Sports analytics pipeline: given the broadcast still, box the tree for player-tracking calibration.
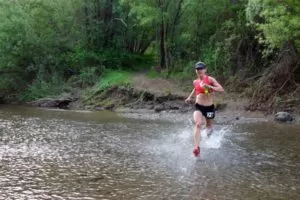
[246,0,300,53]
[121,0,186,69]
[0,0,82,93]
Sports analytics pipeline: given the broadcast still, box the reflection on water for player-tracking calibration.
[0,105,299,200]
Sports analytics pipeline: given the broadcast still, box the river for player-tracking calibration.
[0,105,299,200]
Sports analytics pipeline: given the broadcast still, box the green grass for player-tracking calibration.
[92,70,132,92]
[83,70,133,105]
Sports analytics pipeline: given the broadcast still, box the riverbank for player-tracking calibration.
[114,94,272,124]
[24,74,299,124]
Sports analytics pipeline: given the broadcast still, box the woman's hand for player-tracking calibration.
[185,97,191,104]
[200,81,212,89]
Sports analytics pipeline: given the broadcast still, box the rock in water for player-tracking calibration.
[27,96,77,109]
[275,112,293,122]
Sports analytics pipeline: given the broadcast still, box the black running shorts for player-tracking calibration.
[194,103,215,119]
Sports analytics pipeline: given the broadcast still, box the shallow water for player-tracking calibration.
[0,105,299,200]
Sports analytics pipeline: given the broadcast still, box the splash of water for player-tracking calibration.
[201,126,230,149]
[144,124,233,176]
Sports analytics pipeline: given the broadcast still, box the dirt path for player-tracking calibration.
[128,74,269,122]
[132,74,247,112]
[132,74,188,97]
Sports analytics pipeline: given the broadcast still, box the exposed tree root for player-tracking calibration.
[246,46,300,113]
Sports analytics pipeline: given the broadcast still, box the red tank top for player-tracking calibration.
[194,75,213,95]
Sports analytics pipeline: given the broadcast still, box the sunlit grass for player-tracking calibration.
[92,70,132,91]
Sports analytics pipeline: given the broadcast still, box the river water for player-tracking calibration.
[0,105,299,200]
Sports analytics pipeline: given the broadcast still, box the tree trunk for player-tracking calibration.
[165,22,169,70]
[140,35,156,54]
[160,17,166,69]
[103,0,114,47]
[94,0,102,49]
[84,0,91,48]
[170,0,183,44]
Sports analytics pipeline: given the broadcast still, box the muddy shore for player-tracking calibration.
[26,90,299,125]
[25,74,299,124]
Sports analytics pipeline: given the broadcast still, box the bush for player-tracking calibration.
[21,74,69,101]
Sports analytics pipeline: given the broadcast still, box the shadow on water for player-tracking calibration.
[0,105,128,123]
[0,105,299,200]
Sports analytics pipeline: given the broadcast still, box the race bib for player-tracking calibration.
[206,112,214,118]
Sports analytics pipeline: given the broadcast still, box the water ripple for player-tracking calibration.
[0,107,299,199]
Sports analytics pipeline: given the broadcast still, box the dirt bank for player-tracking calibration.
[27,74,299,124]
[76,74,276,123]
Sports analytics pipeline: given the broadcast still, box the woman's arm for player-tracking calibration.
[185,88,195,103]
[209,77,225,92]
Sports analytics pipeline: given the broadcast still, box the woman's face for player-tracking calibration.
[196,68,206,76]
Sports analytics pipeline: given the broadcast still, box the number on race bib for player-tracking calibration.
[207,112,214,118]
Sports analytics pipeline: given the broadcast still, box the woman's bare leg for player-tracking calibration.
[206,118,213,136]
[193,111,202,148]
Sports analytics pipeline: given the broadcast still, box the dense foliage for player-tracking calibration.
[0,0,299,101]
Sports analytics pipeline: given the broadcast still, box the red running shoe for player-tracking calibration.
[193,146,200,157]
